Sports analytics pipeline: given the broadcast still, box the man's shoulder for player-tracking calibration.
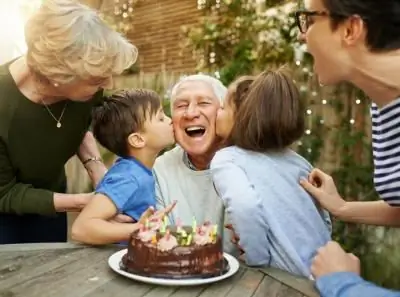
[154,146,184,168]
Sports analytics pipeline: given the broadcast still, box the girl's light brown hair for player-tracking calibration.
[231,67,305,152]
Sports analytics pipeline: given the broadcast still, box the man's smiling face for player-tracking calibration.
[171,80,221,157]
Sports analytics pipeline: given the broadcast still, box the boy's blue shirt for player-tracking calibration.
[95,157,155,221]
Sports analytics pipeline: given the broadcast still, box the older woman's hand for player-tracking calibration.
[300,168,346,216]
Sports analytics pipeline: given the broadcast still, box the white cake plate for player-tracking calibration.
[108,249,240,286]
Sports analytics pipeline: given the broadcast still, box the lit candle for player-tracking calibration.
[151,234,157,244]
[212,224,218,236]
[163,215,169,227]
[191,217,197,233]
[186,233,192,245]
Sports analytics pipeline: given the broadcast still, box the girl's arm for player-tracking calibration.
[211,151,270,266]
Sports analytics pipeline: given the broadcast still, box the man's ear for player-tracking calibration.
[127,132,146,149]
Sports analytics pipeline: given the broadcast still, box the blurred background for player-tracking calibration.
[1,0,399,289]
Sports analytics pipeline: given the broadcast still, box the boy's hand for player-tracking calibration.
[152,200,177,219]
[138,206,156,225]
[137,200,177,225]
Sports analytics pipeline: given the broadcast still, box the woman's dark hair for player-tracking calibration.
[92,89,161,157]
[323,0,400,52]
[230,67,305,152]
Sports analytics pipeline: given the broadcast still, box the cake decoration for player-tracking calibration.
[122,215,225,278]
[157,229,178,251]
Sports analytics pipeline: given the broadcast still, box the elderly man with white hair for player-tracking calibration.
[154,74,236,254]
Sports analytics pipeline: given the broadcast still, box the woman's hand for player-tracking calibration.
[54,192,94,212]
[300,168,346,216]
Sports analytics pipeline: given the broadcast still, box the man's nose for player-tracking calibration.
[185,104,200,118]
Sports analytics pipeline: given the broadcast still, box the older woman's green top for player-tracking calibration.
[0,62,101,216]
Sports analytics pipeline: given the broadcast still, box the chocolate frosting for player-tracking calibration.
[121,226,225,278]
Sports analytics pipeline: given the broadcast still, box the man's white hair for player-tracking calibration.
[170,74,227,104]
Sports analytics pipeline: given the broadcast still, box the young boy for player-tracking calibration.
[71,89,176,245]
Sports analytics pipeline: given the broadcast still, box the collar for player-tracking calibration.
[182,152,210,170]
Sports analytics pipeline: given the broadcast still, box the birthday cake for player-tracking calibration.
[121,217,226,278]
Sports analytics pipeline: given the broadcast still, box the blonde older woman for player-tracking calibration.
[0,0,137,244]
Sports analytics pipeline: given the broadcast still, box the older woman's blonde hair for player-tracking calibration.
[25,0,138,84]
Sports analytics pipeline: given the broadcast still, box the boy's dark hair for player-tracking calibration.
[323,0,400,52]
[230,67,304,152]
[92,89,161,157]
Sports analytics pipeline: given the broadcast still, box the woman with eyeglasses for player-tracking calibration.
[0,0,137,244]
[295,0,400,297]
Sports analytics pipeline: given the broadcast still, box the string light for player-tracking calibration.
[113,0,138,33]
[322,99,327,105]
[356,99,361,104]
[306,109,312,115]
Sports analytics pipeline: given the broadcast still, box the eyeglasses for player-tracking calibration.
[294,10,331,34]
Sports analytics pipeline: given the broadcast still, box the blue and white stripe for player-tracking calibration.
[371,98,400,206]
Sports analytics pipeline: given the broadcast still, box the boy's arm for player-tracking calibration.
[71,193,141,245]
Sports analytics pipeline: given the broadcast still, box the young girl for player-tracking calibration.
[210,69,332,277]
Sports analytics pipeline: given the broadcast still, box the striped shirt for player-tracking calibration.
[371,98,400,206]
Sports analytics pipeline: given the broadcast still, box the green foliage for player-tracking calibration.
[182,0,400,288]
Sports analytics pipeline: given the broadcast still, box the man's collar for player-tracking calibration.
[182,151,210,171]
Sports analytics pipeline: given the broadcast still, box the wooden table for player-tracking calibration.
[0,243,319,297]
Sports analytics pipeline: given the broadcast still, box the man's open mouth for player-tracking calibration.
[185,126,206,137]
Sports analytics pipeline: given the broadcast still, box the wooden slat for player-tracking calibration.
[0,242,85,252]
[198,267,246,297]
[83,276,154,297]
[0,249,75,283]
[252,276,284,297]
[223,269,264,297]
[141,286,179,297]
[258,267,319,297]
[0,248,114,295]
[0,244,320,297]
[170,285,206,297]
[276,286,305,297]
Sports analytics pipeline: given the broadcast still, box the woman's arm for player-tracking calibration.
[210,151,270,266]
[0,138,92,215]
[300,169,400,226]
[77,131,107,187]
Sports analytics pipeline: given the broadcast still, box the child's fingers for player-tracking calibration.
[142,206,155,218]
[225,223,234,230]
[164,200,177,214]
